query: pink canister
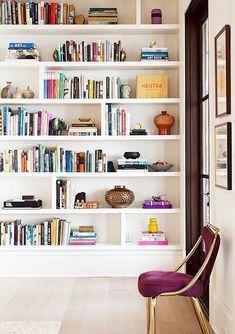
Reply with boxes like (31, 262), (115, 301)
(151, 9), (162, 24)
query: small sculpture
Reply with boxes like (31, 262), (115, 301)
(149, 41), (158, 48)
(75, 15), (85, 24)
(53, 49), (58, 61)
(120, 84), (131, 98)
(22, 86), (34, 99)
(120, 49), (127, 61)
(74, 192), (86, 208)
(49, 118), (68, 135)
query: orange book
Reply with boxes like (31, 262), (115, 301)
(79, 152), (85, 172)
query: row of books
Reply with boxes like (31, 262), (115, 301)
(0, 219), (71, 246)
(140, 47), (169, 61)
(0, 106), (54, 136)
(105, 104), (130, 136)
(88, 8), (118, 25)
(57, 40), (123, 62)
(0, 1), (76, 25)
(68, 119), (97, 136)
(44, 72), (121, 99)
(6, 42), (40, 61)
(137, 231), (168, 245)
(0, 147), (107, 173)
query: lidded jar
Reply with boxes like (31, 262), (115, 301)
(154, 111), (175, 135)
(148, 218), (158, 233)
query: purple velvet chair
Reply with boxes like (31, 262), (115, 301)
(138, 224), (220, 334)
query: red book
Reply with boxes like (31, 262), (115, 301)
(50, 2), (55, 24)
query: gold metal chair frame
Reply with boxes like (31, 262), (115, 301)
(145, 223), (220, 334)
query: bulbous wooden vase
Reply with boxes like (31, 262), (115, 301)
(105, 185), (135, 208)
(154, 111), (175, 135)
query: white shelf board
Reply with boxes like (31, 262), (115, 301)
(0, 98), (180, 105)
(0, 208), (181, 215)
(0, 172), (181, 178)
(0, 61), (39, 70)
(0, 24), (180, 36)
(42, 61), (180, 70)
(0, 135), (181, 141)
(0, 244), (182, 251)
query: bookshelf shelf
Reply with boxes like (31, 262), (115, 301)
(0, 0), (184, 277)
(0, 135), (181, 141)
(0, 172), (181, 178)
(0, 208), (181, 215)
(0, 24), (180, 36)
(0, 98), (181, 105)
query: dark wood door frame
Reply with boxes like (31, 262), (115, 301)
(185, 0), (209, 317)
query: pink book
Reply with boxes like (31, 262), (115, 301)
(137, 240), (168, 246)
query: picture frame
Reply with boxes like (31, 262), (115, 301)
(215, 122), (232, 190)
(215, 25), (231, 117)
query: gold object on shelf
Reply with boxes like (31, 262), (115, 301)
(105, 185), (135, 208)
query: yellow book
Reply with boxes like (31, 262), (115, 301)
(89, 80), (93, 99)
(136, 74), (168, 98)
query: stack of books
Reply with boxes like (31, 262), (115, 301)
(0, 218), (71, 246)
(88, 8), (118, 25)
(0, 106), (54, 136)
(6, 42), (40, 61)
(44, 72), (121, 99)
(56, 180), (71, 209)
(140, 47), (169, 61)
(105, 104), (130, 136)
(137, 231), (168, 246)
(57, 40), (122, 62)
(68, 119), (97, 136)
(117, 158), (148, 172)
(0, 1), (76, 25)
(70, 227), (97, 246)
(0, 147), (107, 173)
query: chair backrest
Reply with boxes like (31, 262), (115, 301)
(200, 225), (220, 292)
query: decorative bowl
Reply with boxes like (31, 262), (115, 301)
(148, 164), (174, 172)
(124, 152), (140, 159)
(105, 185), (135, 208)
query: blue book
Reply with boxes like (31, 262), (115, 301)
(66, 151), (71, 172)
(108, 104), (112, 135)
(8, 43), (37, 50)
(3, 106), (8, 135)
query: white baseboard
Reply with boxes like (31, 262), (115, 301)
(210, 292), (233, 334)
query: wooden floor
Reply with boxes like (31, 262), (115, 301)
(0, 277), (213, 334)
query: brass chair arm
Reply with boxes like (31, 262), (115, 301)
(160, 234), (218, 297)
(173, 236), (203, 272)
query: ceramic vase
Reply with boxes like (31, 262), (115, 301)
(1, 82), (15, 98)
(120, 84), (131, 98)
(154, 111), (175, 135)
(13, 87), (22, 99)
(22, 86), (35, 99)
(105, 185), (135, 208)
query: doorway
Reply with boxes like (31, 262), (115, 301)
(185, 0), (209, 316)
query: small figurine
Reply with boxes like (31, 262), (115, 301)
(120, 49), (127, 61)
(149, 41), (158, 48)
(53, 49), (58, 61)
(74, 192), (86, 208)
(49, 118), (68, 135)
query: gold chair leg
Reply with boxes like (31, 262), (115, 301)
(191, 297), (210, 334)
(146, 298), (151, 334)
(150, 297), (157, 334)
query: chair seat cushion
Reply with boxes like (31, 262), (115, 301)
(138, 270), (204, 298)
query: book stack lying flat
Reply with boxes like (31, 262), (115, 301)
(70, 230), (97, 246)
(0, 1), (75, 25)
(0, 218), (71, 246)
(6, 42), (40, 61)
(117, 158), (148, 172)
(57, 40), (122, 62)
(88, 8), (118, 25)
(141, 48), (169, 61)
(44, 72), (121, 99)
(0, 146), (107, 173)
(69, 119), (97, 136)
(105, 104), (130, 136)
(137, 231), (168, 246)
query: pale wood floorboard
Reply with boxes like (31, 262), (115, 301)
(0, 277), (214, 334)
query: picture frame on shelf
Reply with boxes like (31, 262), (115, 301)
(215, 25), (231, 117)
(214, 122), (232, 190)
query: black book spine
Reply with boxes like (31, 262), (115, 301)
(56, 180), (61, 209)
(48, 222), (51, 245)
(66, 40), (70, 61)
(35, 3), (38, 24)
(87, 44), (90, 62)
(31, 2), (35, 24)
(15, 1), (19, 24)
(41, 223), (44, 245)
(106, 77), (110, 98)
(82, 41), (85, 62)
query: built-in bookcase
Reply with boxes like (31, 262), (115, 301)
(0, 0), (184, 277)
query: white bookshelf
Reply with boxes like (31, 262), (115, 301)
(0, 0), (184, 277)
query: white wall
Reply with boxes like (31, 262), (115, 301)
(180, 0), (235, 333)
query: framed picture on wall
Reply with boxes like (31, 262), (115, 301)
(215, 122), (232, 190)
(215, 25), (231, 117)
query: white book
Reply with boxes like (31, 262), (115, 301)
(105, 104), (109, 136)
(44, 221), (48, 245)
(17, 2), (21, 24)
(126, 112), (131, 136)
